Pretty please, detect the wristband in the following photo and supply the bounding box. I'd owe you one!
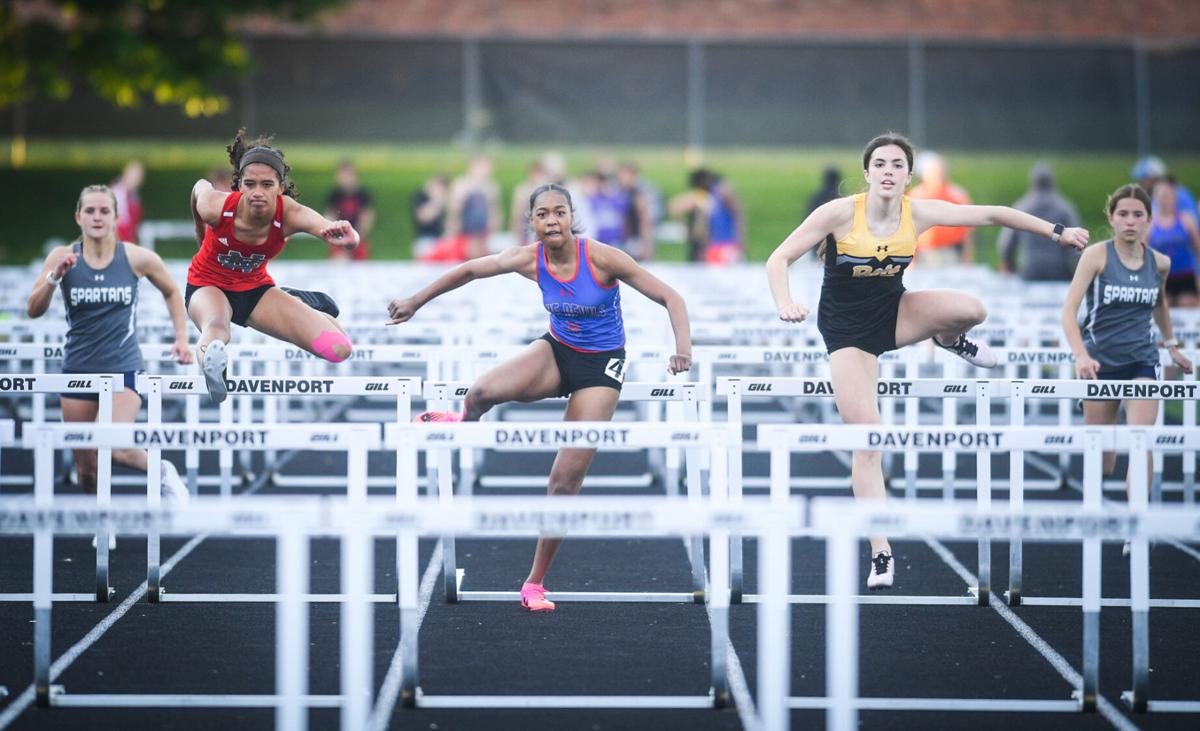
[1050,223,1064,243]
[45,271,62,286]
[1164,339,1181,349]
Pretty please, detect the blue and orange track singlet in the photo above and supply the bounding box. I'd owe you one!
[188,192,287,291]
[537,238,625,352]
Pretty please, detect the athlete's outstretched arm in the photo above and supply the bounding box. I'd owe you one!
[766,198,851,322]
[26,245,76,318]
[387,246,535,325]
[191,180,227,244]
[282,196,361,251]
[911,199,1089,250]
[593,246,692,374]
[1060,244,1105,379]
[127,245,193,364]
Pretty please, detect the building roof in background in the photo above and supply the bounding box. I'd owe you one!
[243,0,1200,41]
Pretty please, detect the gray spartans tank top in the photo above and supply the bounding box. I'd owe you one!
[61,241,145,372]
[1082,240,1161,368]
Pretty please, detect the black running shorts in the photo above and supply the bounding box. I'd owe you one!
[538,333,626,397]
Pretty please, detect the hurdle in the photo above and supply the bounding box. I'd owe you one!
[386,420,727,606]
[811,494,1200,730]
[0,493,796,728]
[0,374,123,603]
[138,374,420,495]
[22,422,383,604]
[1005,379,1200,607]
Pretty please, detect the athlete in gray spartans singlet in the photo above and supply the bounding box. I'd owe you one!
[60,241,145,373]
[1082,240,1161,369]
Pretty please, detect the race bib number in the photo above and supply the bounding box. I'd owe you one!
[604,357,626,383]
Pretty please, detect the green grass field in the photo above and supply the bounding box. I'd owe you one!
[2,138,1198,267]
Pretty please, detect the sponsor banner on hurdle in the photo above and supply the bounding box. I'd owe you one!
[0,373,123,394]
[0,495,794,538]
[420,381,706,402]
[717,377,980,398]
[756,424,1110,452]
[810,498,1200,542]
[137,374,419,397]
[21,423,381,450]
[387,421,722,450]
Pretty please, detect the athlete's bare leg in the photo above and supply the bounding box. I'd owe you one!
[61,389,145,493]
[894,289,988,349]
[247,287,352,362]
[462,339,564,420]
[524,385,622,585]
[187,286,234,355]
[829,347,890,555]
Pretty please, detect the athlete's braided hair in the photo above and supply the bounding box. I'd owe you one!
[227,129,298,199]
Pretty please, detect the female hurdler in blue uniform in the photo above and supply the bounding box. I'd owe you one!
[766,133,1088,589]
[388,184,692,612]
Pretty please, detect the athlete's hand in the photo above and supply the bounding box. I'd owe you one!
[320,221,360,250]
[1075,353,1101,380]
[1059,227,1088,251]
[50,252,78,281]
[668,353,692,375]
[777,302,808,323]
[171,339,194,365]
[1169,347,1194,375]
[387,296,419,325]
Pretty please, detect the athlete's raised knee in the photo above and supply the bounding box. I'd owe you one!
[311,330,353,363]
[962,297,988,328]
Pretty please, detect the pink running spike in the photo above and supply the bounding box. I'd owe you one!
[413,411,464,423]
[520,582,556,612]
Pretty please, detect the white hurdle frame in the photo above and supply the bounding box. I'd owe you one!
[138,374,419,496]
[22,422,382,605]
[0,493,794,728]
[1005,379,1200,607]
[417,382,711,601]
[386,420,729,691]
[811,494,1200,730]
[0,374,122,603]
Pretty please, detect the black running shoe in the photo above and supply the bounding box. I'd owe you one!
[933,333,998,368]
[282,287,340,318]
[867,550,895,590]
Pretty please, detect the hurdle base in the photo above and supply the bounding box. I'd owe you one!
[741,592,980,606]
[787,696,1082,712]
[1010,596,1200,608]
[455,590,700,603]
[159,592,399,603]
[0,593,102,603]
[1124,697,1200,713]
[48,687,344,707]
[412,690,718,709]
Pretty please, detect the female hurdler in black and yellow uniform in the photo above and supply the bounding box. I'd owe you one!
[767,133,1089,588]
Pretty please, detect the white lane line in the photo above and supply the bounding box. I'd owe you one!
[0,532,207,730]
[369,540,444,731]
[923,537,1141,731]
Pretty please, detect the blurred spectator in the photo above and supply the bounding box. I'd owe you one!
[110,160,144,243]
[1149,177,1200,307]
[909,151,974,264]
[510,159,549,246]
[585,168,633,253]
[807,165,843,215]
[704,173,744,265]
[1133,155,1198,221]
[325,160,374,261]
[445,155,501,260]
[410,174,449,258]
[207,167,233,193]
[616,161,653,260]
[996,162,1082,281]
[670,168,714,263]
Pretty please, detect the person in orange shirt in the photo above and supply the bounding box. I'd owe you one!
[909,151,975,264]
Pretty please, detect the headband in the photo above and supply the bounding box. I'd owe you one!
[239,147,286,180]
